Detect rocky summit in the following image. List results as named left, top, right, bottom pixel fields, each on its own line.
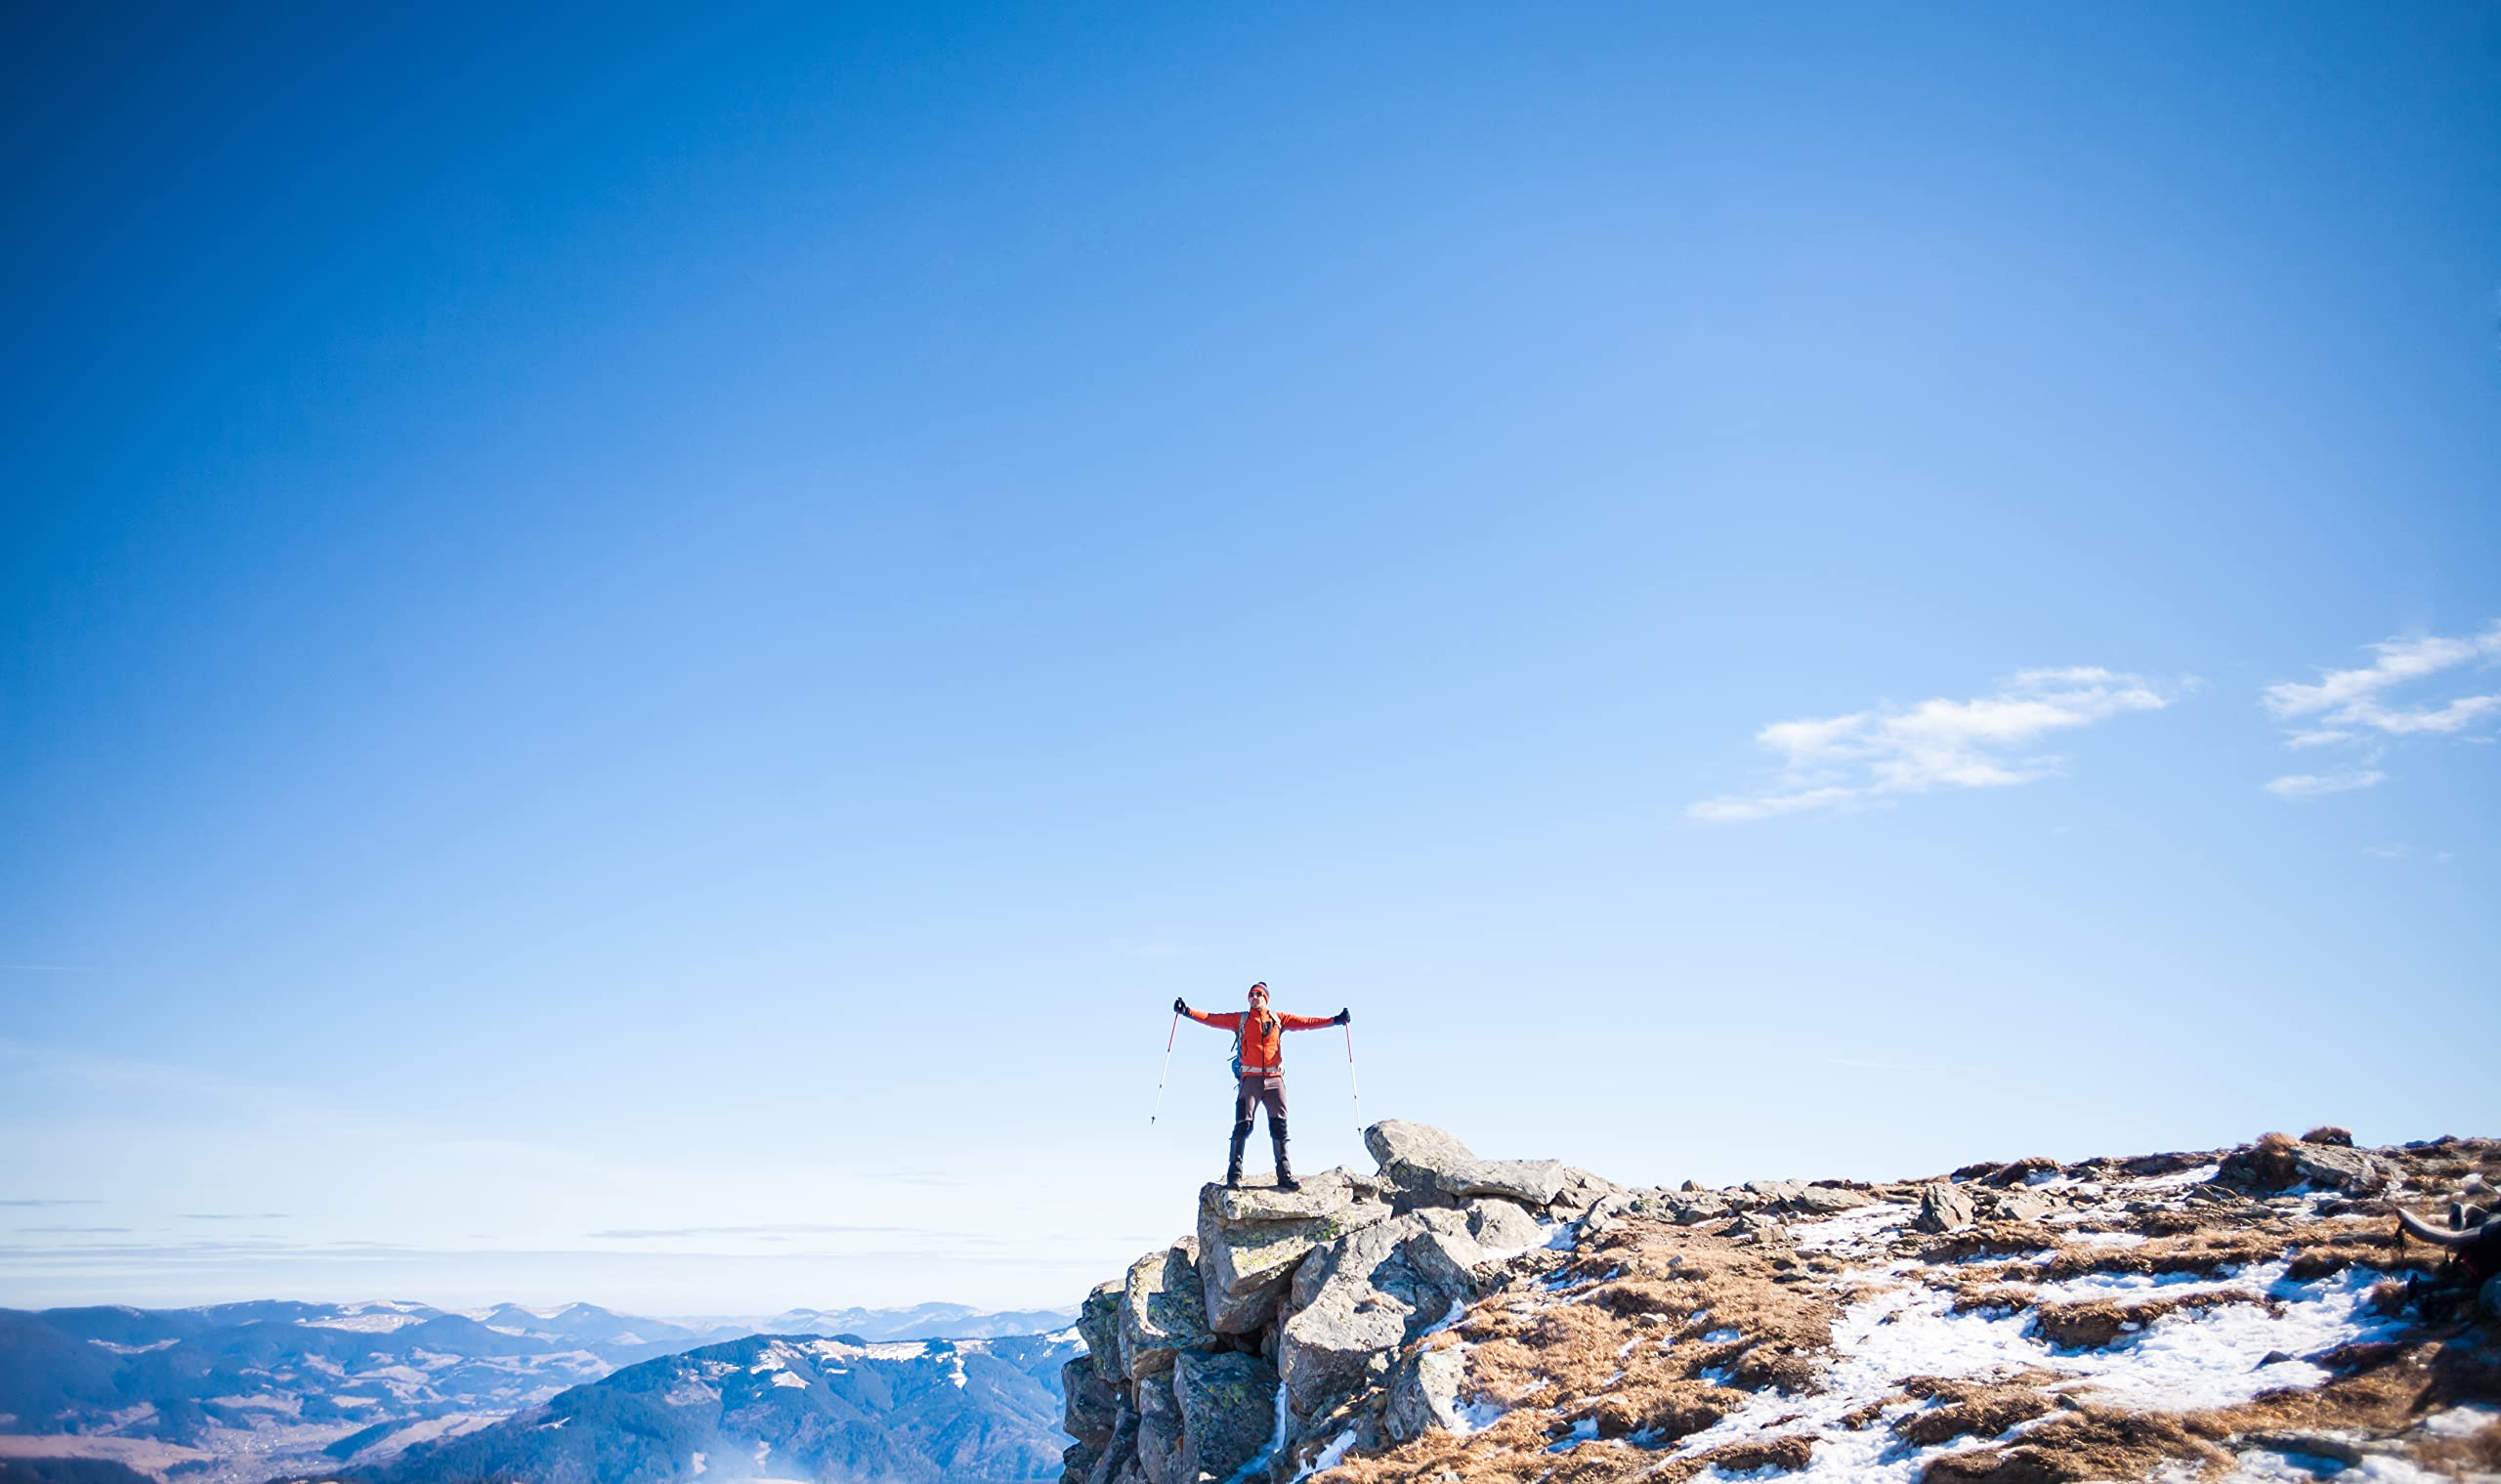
left=1061, top=1123, right=2501, bottom=1484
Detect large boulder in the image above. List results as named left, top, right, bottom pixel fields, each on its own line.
left=1172, top=1348, right=1281, bottom=1483
left=1913, top=1182, right=1977, bottom=1233
left=1134, top=1371, right=1181, bottom=1484
left=1081, top=1403, right=1142, bottom=1484
left=1277, top=1209, right=1488, bottom=1429
left=1463, top=1196, right=1546, bottom=1253
left=1784, top=1184, right=1878, bottom=1216
left=1121, top=1240, right=1215, bottom=1379
left=2216, top=1134, right=2386, bottom=1195
left=1545, top=1166, right=1620, bottom=1220
left=1063, top=1354, right=1119, bottom=1450
left=2292, top=1142, right=2387, bottom=1195
left=1078, top=1279, right=1125, bottom=1384
left=1367, top=1121, right=1568, bottom=1209
left=1196, top=1170, right=1393, bottom=1335
left=1383, top=1340, right=1467, bottom=1443
left=1991, top=1189, right=2059, bottom=1223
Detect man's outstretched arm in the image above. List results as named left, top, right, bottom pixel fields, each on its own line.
left=1276, top=1008, right=1349, bottom=1031
left=1175, top=996, right=1243, bottom=1031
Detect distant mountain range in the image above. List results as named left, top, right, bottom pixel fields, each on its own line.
left=706, top=1303, right=1079, bottom=1343
left=0, top=1298, right=1075, bottom=1484
left=342, top=1331, right=1080, bottom=1484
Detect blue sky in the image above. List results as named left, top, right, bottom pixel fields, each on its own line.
left=3, top=4, right=2496, bottom=1314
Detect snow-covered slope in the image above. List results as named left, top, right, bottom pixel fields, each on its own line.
left=342, top=1330, right=1081, bottom=1484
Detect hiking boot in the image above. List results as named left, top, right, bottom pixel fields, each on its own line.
left=1225, top=1129, right=1249, bottom=1189
left=1272, top=1135, right=1297, bottom=1192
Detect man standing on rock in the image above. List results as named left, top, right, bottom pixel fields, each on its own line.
left=1172, top=982, right=1348, bottom=1192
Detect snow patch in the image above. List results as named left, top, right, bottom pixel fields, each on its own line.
left=1645, top=1259, right=2408, bottom=1483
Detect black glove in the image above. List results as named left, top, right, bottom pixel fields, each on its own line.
left=1174, top=996, right=1190, bottom=1015
left=1335, top=1008, right=1351, bottom=1025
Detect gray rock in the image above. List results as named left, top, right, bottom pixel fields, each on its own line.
left=1173, top=1348, right=1281, bottom=1484
left=1083, top=1403, right=1142, bottom=1484
left=1993, top=1189, right=2059, bottom=1223
left=1078, top=1279, right=1125, bottom=1384
left=1782, top=1184, right=1876, bottom=1216
left=1063, top=1354, right=1120, bottom=1449
left=1743, top=1179, right=1806, bottom=1205
left=1205, top=1167, right=1386, bottom=1222
left=2292, top=1143, right=2387, bottom=1195
left=1279, top=1211, right=1486, bottom=1429
left=1135, top=1371, right=1181, bottom=1484
left=1726, top=1209, right=1787, bottom=1242
left=1196, top=1171, right=1393, bottom=1335
left=1657, top=1191, right=1731, bottom=1225
left=1061, top=1435, right=1105, bottom=1484
left=1366, top=1120, right=1569, bottom=1209
left=1383, top=1342, right=1467, bottom=1443
left=1463, top=1196, right=1546, bottom=1253
left=1913, top=1182, right=1976, bottom=1233
left=1121, top=1240, right=1215, bottom=1379
left=1277, top=1221, right=1416, bottom=1427
left=1580, top=1190, right=1636, bottom=1237
left=1545, top=1166, right=1619, bottom=1219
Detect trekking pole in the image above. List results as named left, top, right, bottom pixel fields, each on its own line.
left=1149, top=1010, right=1180, bottom=1124
left=1344, top=1023, right=1363, bottom=1134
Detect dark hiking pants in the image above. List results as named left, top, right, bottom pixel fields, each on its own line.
left=1233, top=1074, right=1287, bottom=1140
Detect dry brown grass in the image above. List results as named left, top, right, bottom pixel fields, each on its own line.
left=1588, top=1380, right=1750, bottom=1442
left=1310, top=1218, right=1844, bottom=1484
left=1921, top=1407, right=2227, bottom=1483
left=2416, top=1418, right=2501, bottom=1477
left=1308, top=1137, right=2501, bottom=1484
left=1919, top=1332, right=2501, bottom=1483
left=1916, top=1222, right=2062, bottom=1264
left=1888, top=1376, right=2058, bottom=1447
left=2027, top=1290, right=2261, bottom=1349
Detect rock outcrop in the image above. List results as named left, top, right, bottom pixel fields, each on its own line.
left=1064, top=1121, right=1577, bottom=1483
left=1120, top=1240, right=1214, bottom=1378
left=1914, top=1180, right=1977, bottom=1232
left=1366, top=1119, right=1569, bottom=1208
left=1196, top=1170, right=1392, bottom=1334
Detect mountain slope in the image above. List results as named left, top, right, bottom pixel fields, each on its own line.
left=1063, top=1123, right=2501, bottom=1484
left=343, top=1332, right=1080, bottom=1484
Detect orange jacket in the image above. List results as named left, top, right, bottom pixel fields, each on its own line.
left=1185, top=1006, right=1334, bottom=1075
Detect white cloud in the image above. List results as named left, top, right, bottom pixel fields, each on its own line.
left=2258, top=622, right=2500, bottom=799
left=2262, top=769, right=2389, bottom=800
left=2261, top=626, right=2501, bottom=720
left=1687, top=667, right=2185, bottom=823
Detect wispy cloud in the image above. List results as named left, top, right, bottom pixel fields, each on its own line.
left=180, top=1212, right=291, bottom=1221
left=1, top=1199, right=102, bottom=1208
left=2260, top=622, right=2501, bottom=798
left=1688, top=667, right=2187, bottom=823
left=2263, top=769, right=2389, bottom=800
